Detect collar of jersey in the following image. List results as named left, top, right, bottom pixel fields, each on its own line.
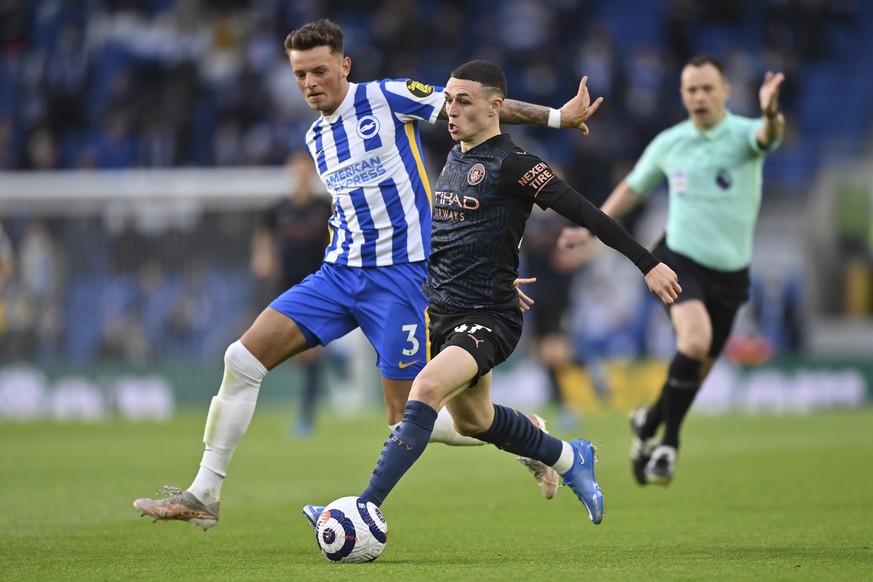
left=697, top=110, right=732, bottom=141
left=461, top=133, right=509, bottom=154
left=323, top=82, right=357, bottom=124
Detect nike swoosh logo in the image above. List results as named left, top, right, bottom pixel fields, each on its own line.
left=314, top=148, right=325, bottom=159
left=398, top=360, right=420, bottom=369
left=578, top=451, right=586, bottom=465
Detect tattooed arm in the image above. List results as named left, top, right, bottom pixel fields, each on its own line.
left=439, top=76, right=603, bottom=134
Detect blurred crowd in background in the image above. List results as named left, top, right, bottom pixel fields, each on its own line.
left=2, top=0, right=866, bottom=176
left=0, top=0, right=870, bottom=370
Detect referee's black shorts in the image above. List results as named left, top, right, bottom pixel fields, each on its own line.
left=652, top=237, right=750, bottom=358
left=427, top=304, right=523, bottom=386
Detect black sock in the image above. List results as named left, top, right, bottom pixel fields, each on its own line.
left=641, top=393, right=665, bottom=438
left=661, top=352, right=702, bottom=449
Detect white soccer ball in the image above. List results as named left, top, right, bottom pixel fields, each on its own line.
left=315, top=496, right=388, bottom=563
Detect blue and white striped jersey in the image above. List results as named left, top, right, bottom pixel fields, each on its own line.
left=305, top=79, right=444, bottom=267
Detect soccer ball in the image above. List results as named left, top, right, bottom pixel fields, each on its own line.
left=315, top=496, right=388, bottom=563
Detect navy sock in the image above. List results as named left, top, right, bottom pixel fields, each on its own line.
left=360, top=400, right=438, bottom=506
left=474, top=404, right=563, bottom=466
left=661, top=352, right=702, bottom=449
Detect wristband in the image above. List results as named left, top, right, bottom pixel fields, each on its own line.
left=547, top=108, right=561, bottom=129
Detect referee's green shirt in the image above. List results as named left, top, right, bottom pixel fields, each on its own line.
left=626, top=111, right=779, bottom=271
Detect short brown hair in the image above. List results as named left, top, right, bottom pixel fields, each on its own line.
left=284, top=19, right=344, bottom=56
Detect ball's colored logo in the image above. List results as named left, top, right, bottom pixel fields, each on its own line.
left=405, top=79, right=434, bottom=97
left=467, top=163, right=486, bottom=185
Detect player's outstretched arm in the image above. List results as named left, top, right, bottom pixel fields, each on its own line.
left=557, top=179, right=643, bottom=249
left=548, top=187, right=681, bottom=302
left=500, top=76, right=604, bottom=134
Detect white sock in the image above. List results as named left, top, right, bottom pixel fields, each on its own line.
left=428, top=407, right=484, bottom=446
left=189, top=341, right=267, bottom=505
left=551, top=441, right=575, bottom=475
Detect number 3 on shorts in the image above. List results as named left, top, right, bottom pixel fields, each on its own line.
left=401, top=324, right=419, bottom=356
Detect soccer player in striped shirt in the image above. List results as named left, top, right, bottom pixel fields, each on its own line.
left=134, top=18, right=603, bottom=530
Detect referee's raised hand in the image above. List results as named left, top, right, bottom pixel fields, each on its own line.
left=759, top=71, right=785, bottom=117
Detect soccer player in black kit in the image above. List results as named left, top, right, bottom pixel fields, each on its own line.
left=354, top=61, right=681, bottom=528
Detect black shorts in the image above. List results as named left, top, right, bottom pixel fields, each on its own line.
left=652, top=237, right=750, bottom=358
left=427, top=304, right=523, bottom=385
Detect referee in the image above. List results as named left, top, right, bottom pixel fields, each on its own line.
left=560, top=53, right=785, bottom=485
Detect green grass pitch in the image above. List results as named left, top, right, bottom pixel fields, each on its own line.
left=2, top=407, right=872, bottom=580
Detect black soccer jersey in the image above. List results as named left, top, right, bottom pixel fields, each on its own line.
left=424, top=134, right=658, bottom=312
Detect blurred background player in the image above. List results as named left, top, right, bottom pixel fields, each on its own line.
left=134, top=18, right=604, bottom=530
left=0, top=223, right=15, bottom=341
left=251, top=150, right=333, bottom=437
left=0, top=223, right=14, bottom=291
left=560, top=53, right=785, bottom=485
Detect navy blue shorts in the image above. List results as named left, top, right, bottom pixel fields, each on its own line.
left=270, top=262, right=429, bottom=379
left=427, top=305, right=523, bottom=385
